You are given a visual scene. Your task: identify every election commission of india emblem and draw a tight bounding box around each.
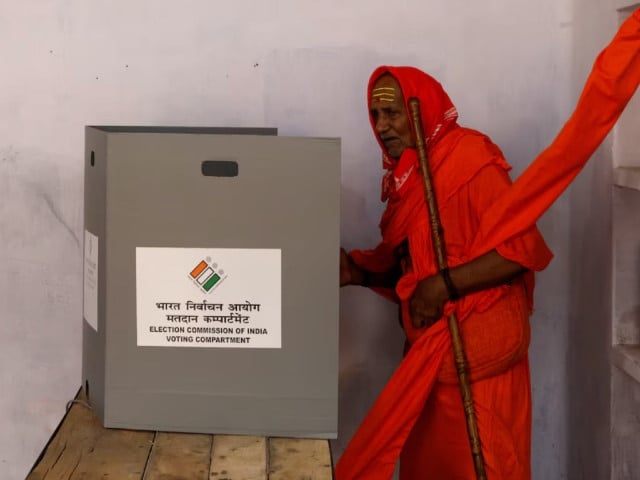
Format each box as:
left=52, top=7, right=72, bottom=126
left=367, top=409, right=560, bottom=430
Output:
left=189, top=257, right=228, bottom=293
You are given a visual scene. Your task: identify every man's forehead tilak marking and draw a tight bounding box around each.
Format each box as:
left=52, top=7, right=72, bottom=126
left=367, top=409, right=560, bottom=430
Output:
left=372, top=87, right=396, bottom=103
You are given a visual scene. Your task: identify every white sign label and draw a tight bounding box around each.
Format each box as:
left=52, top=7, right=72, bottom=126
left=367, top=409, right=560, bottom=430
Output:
left=83, top=230, right=99, bottom=331
left=136, top=248, right=281, bottom=348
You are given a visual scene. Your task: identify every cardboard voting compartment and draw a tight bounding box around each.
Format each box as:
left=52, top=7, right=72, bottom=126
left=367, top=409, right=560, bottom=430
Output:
left=82, top=126, right=340, bottom=438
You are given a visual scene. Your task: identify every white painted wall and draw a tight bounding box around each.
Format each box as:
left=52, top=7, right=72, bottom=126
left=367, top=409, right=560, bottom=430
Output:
left=0, top=1, right=581, bottom=478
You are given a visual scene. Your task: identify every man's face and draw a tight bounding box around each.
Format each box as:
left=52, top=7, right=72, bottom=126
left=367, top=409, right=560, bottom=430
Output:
left=369, top=74, right=414, bottom=159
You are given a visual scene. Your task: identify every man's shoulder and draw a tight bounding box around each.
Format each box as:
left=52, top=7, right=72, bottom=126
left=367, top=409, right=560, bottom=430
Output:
left=453, top=128, right=504, bottom=157
left=440, top=127, right=511, bottom=174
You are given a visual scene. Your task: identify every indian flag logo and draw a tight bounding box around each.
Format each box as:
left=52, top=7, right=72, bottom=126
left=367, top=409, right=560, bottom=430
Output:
left=189, top=257, right=227, bottom=293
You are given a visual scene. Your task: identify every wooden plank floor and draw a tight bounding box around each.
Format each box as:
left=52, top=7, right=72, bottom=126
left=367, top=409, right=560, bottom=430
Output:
left=28, top=391, right=333, bottom=480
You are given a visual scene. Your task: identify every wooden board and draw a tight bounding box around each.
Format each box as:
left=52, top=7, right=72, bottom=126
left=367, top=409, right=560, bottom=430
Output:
left=144, top=432, right=212, bottom=480
left=211, top=435, right=267, bottom=480
left=27, top=396, right=107, bottom=480
left=71, top=429, right=154, bottom=479
left=269, top=438, right=333, bottom=480
left=28, top=390, right=333, bottom=480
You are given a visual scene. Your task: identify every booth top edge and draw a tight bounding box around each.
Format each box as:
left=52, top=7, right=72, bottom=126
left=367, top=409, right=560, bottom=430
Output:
left=86, top=126, right=278, bottom=136
left=85, top=126, right=341, bottom=142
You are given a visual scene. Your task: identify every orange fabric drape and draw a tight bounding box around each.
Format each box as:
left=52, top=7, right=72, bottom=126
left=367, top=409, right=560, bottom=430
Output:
left=336, top=8, right=640, bottom=480
left=401, top=287, right=533, bottom=479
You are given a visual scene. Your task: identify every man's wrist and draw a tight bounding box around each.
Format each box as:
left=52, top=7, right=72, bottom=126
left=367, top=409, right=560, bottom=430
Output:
left=440, top=267, right=460, bottom=301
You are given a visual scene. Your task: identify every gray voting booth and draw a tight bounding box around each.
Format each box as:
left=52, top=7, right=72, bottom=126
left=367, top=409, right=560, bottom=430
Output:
left=82, top=126, right=340, bottom=438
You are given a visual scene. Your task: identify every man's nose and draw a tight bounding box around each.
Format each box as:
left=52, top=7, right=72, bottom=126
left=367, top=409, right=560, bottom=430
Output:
left=375, top=115, right=389, bottom=133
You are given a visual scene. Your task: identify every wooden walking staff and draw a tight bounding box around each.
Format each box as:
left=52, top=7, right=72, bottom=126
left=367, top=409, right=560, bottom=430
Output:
left=408, top=97, right=488, bottom=480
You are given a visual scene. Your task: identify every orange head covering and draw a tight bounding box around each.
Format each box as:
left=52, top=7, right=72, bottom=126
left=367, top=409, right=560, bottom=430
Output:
left=367, top=66, right=460, bottom=201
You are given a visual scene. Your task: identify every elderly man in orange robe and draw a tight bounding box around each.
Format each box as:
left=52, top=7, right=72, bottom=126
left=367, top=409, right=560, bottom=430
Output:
left=337, top=7, right=640, bottom=479
left=340, top=66, right=552, bottom=479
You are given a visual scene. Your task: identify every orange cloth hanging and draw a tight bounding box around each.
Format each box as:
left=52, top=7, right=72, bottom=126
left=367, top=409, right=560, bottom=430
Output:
left=336, top=8, right=640, bottom=480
